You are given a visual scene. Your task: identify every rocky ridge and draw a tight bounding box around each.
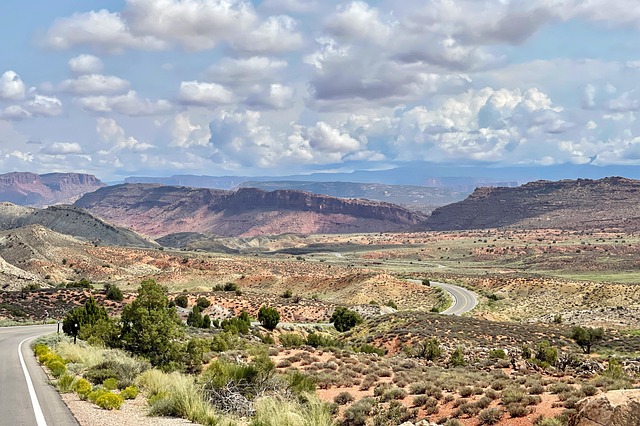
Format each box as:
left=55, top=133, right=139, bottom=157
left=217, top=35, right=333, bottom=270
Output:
left=0, top=202, right=156, bottom=248
left=422, top=177, right=640, bottom=232
left=75, top=184, right=427, bottom=237
left=0, top=172, right=104, bottom=207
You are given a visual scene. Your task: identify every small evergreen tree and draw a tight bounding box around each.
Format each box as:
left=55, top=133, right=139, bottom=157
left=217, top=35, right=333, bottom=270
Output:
left=330, top=307, right=363, bottom=332
left=258, top=306, right=280, bottom=331
left=571, top=326, right=604, bottom=354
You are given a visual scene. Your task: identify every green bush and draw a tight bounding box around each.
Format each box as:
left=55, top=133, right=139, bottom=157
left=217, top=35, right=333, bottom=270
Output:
left=47, top=359, right=67, bottom=378
left=330, top=307, right=363, bottom=332
left=479, top=407, right=503, bottom=424
left=174, top=294, right=189, bottom=308
left=105, top=284, right=124, bottom=302
left=258, top=306, right=280, bottom=331
left=33, top=344, right=50, bottom=357
left=334, top=391, right=355, bottom=405
left=279, top=333, right=305, bottom=348
left=342, top=397, right=374, bottom=426
left=57, top=374, right=76, bottom=393
left=489, top=349, right=507, bottom=359
left=449, top=347, right=466, bottom=367
left=73, top=378, right=93, bottom=400
left=285, top=371, right=316, bottom=395
left=103, top=377, right=118, bottom=390
left=571, top=326, right=604, bottom=354
left=120, top=385, right=139, bottom=400
left=355, top=344, right=386, bottom=356
left=306, top=333, right=341, bottom=348
left=414, top=338, right=441, bottom=360
left=88, top=388, right=110, bottom=404
left=96, top=392, right=124, bottom=410
left=196, top=297, right=211, bottom=309
left=535, top=341, right=558, bottom=366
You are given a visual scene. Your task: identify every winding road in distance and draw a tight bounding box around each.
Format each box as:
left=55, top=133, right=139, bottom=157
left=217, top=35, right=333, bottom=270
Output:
left=409, top=279, right=479, bottom=315
left=0, top=324, right=78, bottom=426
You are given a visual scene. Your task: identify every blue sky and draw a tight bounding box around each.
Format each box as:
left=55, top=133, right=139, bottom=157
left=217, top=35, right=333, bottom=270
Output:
left=1, top=0, right=640, bottom=180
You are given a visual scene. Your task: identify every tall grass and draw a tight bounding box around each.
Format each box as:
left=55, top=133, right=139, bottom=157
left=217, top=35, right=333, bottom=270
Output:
left=54, top=341, right=107, bottom=368
left=136, top=370, right=226, bottom=426
left=249, top=396, right=332, bottom=426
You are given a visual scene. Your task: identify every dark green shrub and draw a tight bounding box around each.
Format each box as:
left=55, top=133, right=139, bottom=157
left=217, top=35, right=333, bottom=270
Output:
left=449, top=347, right=465, bottom=367
left=279, top=333, right=304, bottom=348
left=479, top=407, right=503, bottom=424
left=257, top=306, right=280, bottom=331
left=105, top=285, right=124, bottom=302
left=174, top=294, right=188, bottom=308
left=571, top=326, right=604, bottom=354
left=331, top=307, right=363, bottom=332
left=334, top=391, right=355, bottom=405
left=196, top=297, right=211, bottom=309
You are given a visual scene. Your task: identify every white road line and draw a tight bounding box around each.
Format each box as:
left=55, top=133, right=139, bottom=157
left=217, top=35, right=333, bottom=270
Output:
left=18, top=337, right=47, bottom=426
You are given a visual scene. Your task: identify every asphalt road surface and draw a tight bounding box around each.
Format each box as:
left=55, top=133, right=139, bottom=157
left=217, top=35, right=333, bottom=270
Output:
left=0, top=324, right=78, bottom=426
left=410, top=279, right=479, bottom=315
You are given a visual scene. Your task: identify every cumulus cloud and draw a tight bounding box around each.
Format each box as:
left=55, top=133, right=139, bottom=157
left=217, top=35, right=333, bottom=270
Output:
left=68, top=54, right=103, bottom=74
left=77, top=90, right=171, bottom=116
left=0, top=71, right=26, bottom=100
left=172, top=113, right=211, bottom=148
left=59, top=74, right=130, bottom=96
left=96, top=117, right=153, bottom=152
left=27, top=94, right=64, bottom=117
left=178, top=81, right=235, bottom=106
left=233, top=15, right=303, bottom=53
left=41, top=142, right=83, bottom=155
left=246, top=84, right=296, bottom=110
left=1, top=105, right=31, bottom=121
left=325, top=2, right=393, bottom=44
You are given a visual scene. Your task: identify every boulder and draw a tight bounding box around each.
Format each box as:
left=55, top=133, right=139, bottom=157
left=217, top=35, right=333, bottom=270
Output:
left=570, top=390, right=640, bottom=426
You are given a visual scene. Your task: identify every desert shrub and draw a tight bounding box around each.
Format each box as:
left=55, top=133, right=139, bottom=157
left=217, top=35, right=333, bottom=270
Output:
left=96, top=392, right=124, bottom=410
left=33, top=344, right=50, bottom=357
left=284, top=371, right=316, bottom=395
left=380, top=387, right=407, bottom=402
left=459, top=386, right=474, bottom=397
left=73, top=378, right=93, bottom=400
left=489, top=349, right=507, bottom=359
left=120, top=385, right=139, bottom=400
left=534, top=416, right=563, bottom=426
left=549, top=382, right=571, bottom=394
left=174, top=295, right=189, bottom=308
left=47, top=359, right=67, bottom=378
left=581, top=384, right=598, bottom=396
left=103, top=377, right=119, bottom=390
left=196, top=297, right=211, bottom=309
left=279, top=333, right=305, bottom=348
left=507, top=403, right=528, bottom=417
left=306, top=333, right=341, bottom=348
left=62, top=297, right=109, bottom=339
left=476, top=396, right=492, bottom=409
left=412, top=395, right=431, bottom=407
left=342, top=397, right=374, bottom=426
left=335, top=391, right=355, bottom=405
left=479, top=407, right=503, bottom=424
left=187, top=306, right=204, bottom=328
left=57, top=374, right=76, bottom=393
left=331, top=307, right=363, bottom=332
left=83, top=354, right=150, bottom=388
left=529, top=383, right=545, bottom=395
left=221, top=311, right=251, bottom=335
left=105, top=284, right=124, bottom=302
left=281, top=289, right=293, bottom=299
left=449, top=347, right=466, bottom=367
left=535, top=341, right=558, bottom=366
left=88, top=388, right=110, bottom=404
left=414, top=338, right=442, bottom=361
left=372, top=400, right=416, bottom=426
left=258, top=306, right=280, bottom=331
left=502, top=386, right=526, bottom=404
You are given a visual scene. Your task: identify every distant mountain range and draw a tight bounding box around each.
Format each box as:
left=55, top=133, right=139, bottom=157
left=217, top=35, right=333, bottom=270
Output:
left=421, top=177, right=640, bottom=232
left=0, top=172, right=104, bottom=207
left=74, top=184, right=427, bottom=237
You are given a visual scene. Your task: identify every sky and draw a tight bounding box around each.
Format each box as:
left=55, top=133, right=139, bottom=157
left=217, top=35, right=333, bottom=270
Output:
left=1, top=0, right=640, bottom=181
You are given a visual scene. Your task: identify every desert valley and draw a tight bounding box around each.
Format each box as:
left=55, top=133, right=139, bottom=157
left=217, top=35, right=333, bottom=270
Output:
left=0, top=172, right=638, bottom=426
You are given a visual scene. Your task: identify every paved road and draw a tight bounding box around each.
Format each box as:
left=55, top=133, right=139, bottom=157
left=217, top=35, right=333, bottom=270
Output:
left=410, top=279, right=478, bottom=315
left=0, top=324, right=78, bottom=426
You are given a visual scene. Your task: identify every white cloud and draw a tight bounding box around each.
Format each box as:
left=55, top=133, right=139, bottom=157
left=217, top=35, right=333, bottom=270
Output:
left=41, top=142, right=83, bottom=155
left=1, top=105, right=31, bottom=121
left=27, top=94, right=64, bottom=117
left=325, top=2, right=393, bottom=44
left=68, top=54, right=104, bottom=74
left=0, top=71, right=26, bottom=100
left=172, top=113, right=211, bottom=148
left=77, top=90, right=171, bottom=116
left=260, top=0, right=319, bottom=14
left=178, top=81, right=235, bottom=106
left=96, top=117, right=153, bottom=152
left=59, top=74, right=130, bottom=96
left=233, top=15, right=303, bottom=53
left=46, top=9, right=166, bottom=52
left=246, top=83, right=296, bottom=110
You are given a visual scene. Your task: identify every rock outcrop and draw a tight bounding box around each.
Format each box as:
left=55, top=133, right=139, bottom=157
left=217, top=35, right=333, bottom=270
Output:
left=570, top=390, right=640, bottom=426
left=75, top=184, right=428, bottom=237
left=421, top=177, right=640, bottom=232
left=0, top=172, right=104, bottom=207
